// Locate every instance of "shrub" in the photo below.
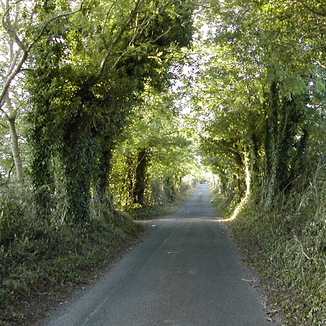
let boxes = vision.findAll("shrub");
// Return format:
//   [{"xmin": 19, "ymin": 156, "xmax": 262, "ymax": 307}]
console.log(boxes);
[
  {"xmin": 0, "ymin": 184, "xmax": 142, "ymax": 324},
  {"xmin": 227, "ymin": 167, "xmax": 326, "ymax": 325}
]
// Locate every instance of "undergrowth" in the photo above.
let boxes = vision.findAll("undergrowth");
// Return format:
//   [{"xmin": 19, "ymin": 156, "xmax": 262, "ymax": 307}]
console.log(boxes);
[
  {"xmin": 0, "ymin": 186, "xmax": 142, "ymax": 326},
  {"xmin": 215, "ymin": 171, "xmax": 326, "ymax": 325},
  {"xmin": 130, "ymin": 186, "xmax": 196, "ymax": 220},
  {"xmin": 0, "ymin": 184, "xmax": 195, "ymax": 325}
]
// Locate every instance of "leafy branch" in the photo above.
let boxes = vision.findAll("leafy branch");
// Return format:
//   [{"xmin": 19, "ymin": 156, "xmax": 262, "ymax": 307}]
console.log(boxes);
[
  {"xmin": 97, "ymin": 0, "xmax": 176, "ymax": 79},
  {"xmin": 0, "ymin": 0, "xmax": 85, "ymax": 108}
]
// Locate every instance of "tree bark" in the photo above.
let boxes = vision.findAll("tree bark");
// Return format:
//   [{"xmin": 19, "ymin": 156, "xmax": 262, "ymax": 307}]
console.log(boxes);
[
  {"xmin": 5, "ymin": 95, "xmax": 24, "ymax": 184},
  {"xmin": 8, "ymin": 116, "xmax": 24, "ymax": 184},
  {"xmin": 93, "ymin": 135, "xmax": 114, "ymax": 204},
  {"xmin": 60, "ymin": 113, "xmax": 94, "ymax": 223},
  {"xmin": 133, "ymin": 149, "xmax": 149, "ymax": 206}
]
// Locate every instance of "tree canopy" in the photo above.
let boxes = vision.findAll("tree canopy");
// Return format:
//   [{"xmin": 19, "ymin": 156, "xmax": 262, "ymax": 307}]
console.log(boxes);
[{"xmin": 0, "ymin": 1, "xmax": 325, "ymax": 324}]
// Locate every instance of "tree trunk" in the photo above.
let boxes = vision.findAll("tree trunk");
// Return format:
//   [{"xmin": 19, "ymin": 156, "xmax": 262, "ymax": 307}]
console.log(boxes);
[
  {"xmin": 250, "ymin": 132, "xmax": 260, "ymax": 191},
  {"xmin": 8, "ymin": 117, "xmax": 24, "ymax": 184},
  {"xmin": 164, "ymin": 176, "xmax": 176, "ymax": 202},
  {"xmin": 133, "ymin": 149, "xmax": 149, "ymax": 206},
  {"xmin": 5, "ymin": 96, "xmax": 24, "ymax": 184},
  {"xmin": 264, "ymin": 82, "xmax": 279, "ymax": 204},
  {"xmin": 29, "ymin": 94, "xmax": 55, "ymax": 220},
  {"xmin": 264, "ymin": 82, "xmax": 306, "ymax": 204},
  {"xmin": 60, "ymin": 114, "xmax": 94, "ymax": 223},
  {"xmin": 93, "ymin": 135, "xmax": 113, "ymax": 204}
]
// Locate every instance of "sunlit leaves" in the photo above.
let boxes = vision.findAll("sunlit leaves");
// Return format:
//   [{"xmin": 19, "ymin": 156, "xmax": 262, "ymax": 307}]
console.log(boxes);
[
  {"xmin": 109, "ymin": 87, "xmax": 197, "ymax": 208},
  {"xmin": 23, "ymin": 0, "xmax": 195, "ymax": 221},
  {"xmin": 193, "ymin": 0, "xmax": 326, "ymax": 204}
]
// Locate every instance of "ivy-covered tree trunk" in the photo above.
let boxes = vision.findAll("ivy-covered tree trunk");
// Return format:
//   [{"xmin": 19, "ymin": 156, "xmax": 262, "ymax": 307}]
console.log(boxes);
[
  {"xmin": 124, "ymin": 153, "xmax": 135, "ymax": 207},
  {"xmin": 28, "ymin": 83, "xmax": 56, "ymax": 220},
  {"xmin": 264, "ymin": 82, "xmax": 280, "ymax": 204},
  {"xmin": 30, "ymin": 122, "xmax": 55, "ymax": 220},
  {"xmin": 164, "ymin": 175, "xmax": 176, "ymax": 202},
  {"xmin": 264, "ymin": 82, "xmax": 308, "ymax": 203},
  {"xmin": 289, "ymin": 128, "xmax": 309, "ymax": 188},
  {"xmin": 133, "ymin": 149, "xmax": 149, "ymax": 206},
  {"xmin": 59, "ymin": 113, "xmax": 94, "ymax": 223},
  {"xmin": 249, "ymin": 132, "xmax": 261, "ymax": 192},
  {"xmin": 276, "ymin": 96, "xmax": 301, "ymax": 193},
  {"xmin": 93, "ymin": 134, "xmax": 114, "ymax": 204}
]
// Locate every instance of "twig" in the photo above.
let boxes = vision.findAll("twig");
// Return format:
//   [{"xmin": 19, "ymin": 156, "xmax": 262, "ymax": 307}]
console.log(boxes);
[{"xmin": 294, "ymin": 235, "xmax": 311, "ymax": 260}]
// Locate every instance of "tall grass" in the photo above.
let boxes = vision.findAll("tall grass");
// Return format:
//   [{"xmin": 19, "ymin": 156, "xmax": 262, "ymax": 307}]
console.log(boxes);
[
  {"xmin": 0, "ymin": 185, "xmax": 141, "ymax": 325},
  {"xmin": 228, "ymin": 166, "xmax": 326, "ymax": 325}
]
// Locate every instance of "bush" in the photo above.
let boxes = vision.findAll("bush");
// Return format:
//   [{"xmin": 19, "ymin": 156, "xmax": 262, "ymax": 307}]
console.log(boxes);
[
  {"xmin": 0, "ymin": 184, "xmax": 142, "ymax": 325},
  {"xmin": 227, "ymin": 167, "xmax": 326, "ymax": 326}
]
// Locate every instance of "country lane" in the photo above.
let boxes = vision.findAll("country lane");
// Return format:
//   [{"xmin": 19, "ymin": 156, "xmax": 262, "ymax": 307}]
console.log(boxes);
[{"xmin": 44, "ymin": 184, "xmax": 276, "ymax": 326}]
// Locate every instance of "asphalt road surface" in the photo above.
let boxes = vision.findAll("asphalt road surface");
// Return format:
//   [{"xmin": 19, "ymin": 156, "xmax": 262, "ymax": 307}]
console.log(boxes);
[{"xmin": 45, "ymin": 184, "xmax": 275, "ymax": 326}]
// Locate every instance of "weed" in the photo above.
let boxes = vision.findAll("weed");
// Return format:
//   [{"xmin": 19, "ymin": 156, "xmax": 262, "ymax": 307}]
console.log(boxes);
[
  {"xmin": 213, "ymin": 167, "xmax": 326, "ymax": 325},
  {"xmin": 0, "ymin": 185, "xmax": 142, "ymax": 325}
]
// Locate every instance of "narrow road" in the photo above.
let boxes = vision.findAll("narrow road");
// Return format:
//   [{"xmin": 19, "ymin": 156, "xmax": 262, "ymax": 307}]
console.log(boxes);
[{"xmin": 45, "ymin": 184, "xmax": 275, "ymax": 326}]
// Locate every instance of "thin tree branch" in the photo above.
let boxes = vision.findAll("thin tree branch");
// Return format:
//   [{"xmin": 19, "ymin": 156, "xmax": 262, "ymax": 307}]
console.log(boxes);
[
  {"xmin": 0, "ymin": 1, "xmax": 85, "ymax": 109},
  {"xmin": 0, "ymin": 106, "xmax": 9, "ymax": 120},
  {"xmin": 1, "ymin": 0, "xmax": 27, "ymax": 50},
  {"xmin": 27, "ymin": 4, "xmax": 85, "ymax": 52},
  {"xmin": 97, "ymin": 0, "xmax": 145, "ymax": 79},
  {"xmin": 98, "ymin": 0, "xmax": 175, "ymax": 79},
  {"xmin": 316, "ymin": 61, "xmax": 326, "ymax": 69},
  {"xmin": 297, "ymin": 1, "xmax": 326, "ymax": 18}
]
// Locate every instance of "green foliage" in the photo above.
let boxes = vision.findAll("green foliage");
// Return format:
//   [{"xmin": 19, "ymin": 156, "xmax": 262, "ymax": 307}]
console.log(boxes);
[
  {"xmin": 195, "ymin": 0, "xmax": 326, "ymax": 203},
  {"xmin": 1, "ymin": 1, "xmax": 325, "ymax": 325},
  {"xmin": 1, "ymin": 3, "xmax": 197, "ymax": 322},
  {"xmin": 229, "ymin": 166, "xmax": 326, "ymax": 325},
  {"xmin": 109, "ymin": 88, "xmax": 199, "ymax": 210},
  {"xmin": 1, "ymin": 0, "xmax": 196, "ymax": 312},
  {"xmin": 196, "ymin": 1, "xmax": 326, "ymax": 324},
  {"xmin": 24, "ymin": 0, "xmax": 195, "ymax": 223},
  {"xmin": 0, "ymin": 184, "xmax": 142, "ymax": 324}
]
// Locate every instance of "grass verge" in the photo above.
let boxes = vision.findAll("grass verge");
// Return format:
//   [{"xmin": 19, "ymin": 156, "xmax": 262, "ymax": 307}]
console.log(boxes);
[
  {"xmin": 213, "ymin": 188, "xmax": 326, "ymax": 326},
  {"xmin": 0, "ymin": 186, "xmax": 196, "ymax": 326},
  {"xmin": 129, "ymin": 186, "xmax": 196, "ymax": 220},
  {"xmin": 0, "ymin": 188, "xmax": 143, "ymax": 326}
]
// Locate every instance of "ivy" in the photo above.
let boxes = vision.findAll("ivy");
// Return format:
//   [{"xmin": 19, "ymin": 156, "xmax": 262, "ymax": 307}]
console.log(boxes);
[{"xmin": 24, "ymin": 0, "xmax": 195, "ymax": 222}]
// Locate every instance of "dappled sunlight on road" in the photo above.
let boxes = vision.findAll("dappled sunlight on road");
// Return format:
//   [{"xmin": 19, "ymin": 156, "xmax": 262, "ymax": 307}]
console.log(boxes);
[{"xmin": 217, "ymin": 216, "xmax": 236, "ymax": 222}]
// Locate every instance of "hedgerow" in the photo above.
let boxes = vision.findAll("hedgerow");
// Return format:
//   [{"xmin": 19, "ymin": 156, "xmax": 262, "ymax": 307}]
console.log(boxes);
[{"xmin": 227, "ymin": 168, "xmax": 326, "ymax": 326}]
